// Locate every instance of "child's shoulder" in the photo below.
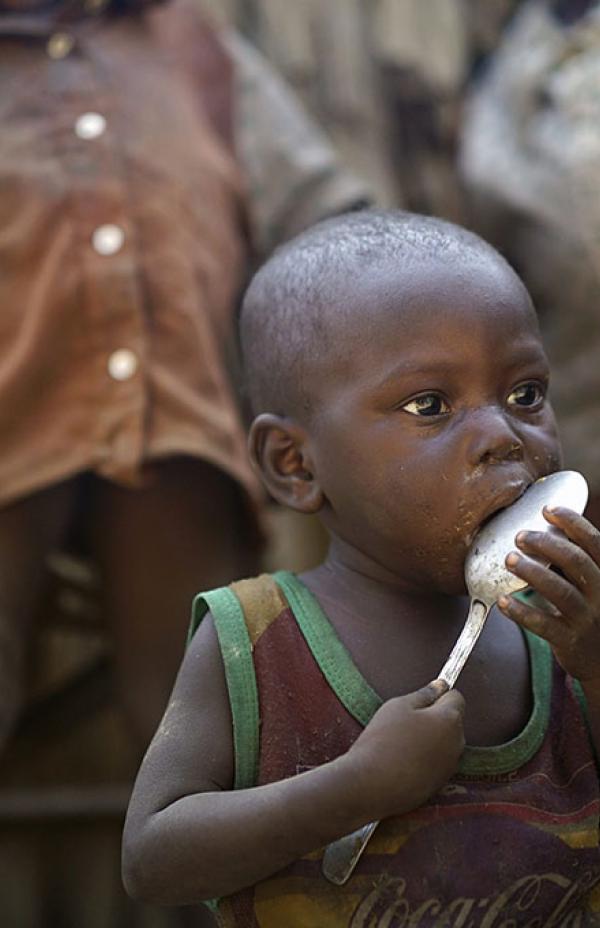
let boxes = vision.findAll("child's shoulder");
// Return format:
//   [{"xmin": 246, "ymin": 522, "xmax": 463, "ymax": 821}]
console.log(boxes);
[{"xmin": 190, "ymin": 571, "xmax": 291, "ymax": 645}]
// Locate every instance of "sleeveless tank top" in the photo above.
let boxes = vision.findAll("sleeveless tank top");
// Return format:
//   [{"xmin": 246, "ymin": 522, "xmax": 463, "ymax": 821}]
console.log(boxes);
[{"xmin": 191, "ymin": 571, "xmax": 600, "ymax": 927}]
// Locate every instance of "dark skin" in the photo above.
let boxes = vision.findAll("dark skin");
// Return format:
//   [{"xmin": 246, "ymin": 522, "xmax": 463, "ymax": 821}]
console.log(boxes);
[{"xmin": 122, "ymin": 251, "xmax": 600, "ymax": 905}]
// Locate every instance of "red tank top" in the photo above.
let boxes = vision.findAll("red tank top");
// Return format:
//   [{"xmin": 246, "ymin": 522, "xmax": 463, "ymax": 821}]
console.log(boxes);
[{"xmin": 191, "ymin": 572, "xmax": 600, "ymax": 927}]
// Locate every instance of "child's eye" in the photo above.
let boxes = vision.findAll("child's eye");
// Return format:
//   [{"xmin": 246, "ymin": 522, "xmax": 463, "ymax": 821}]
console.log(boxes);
[
  {"xmin": 402, "ymin": 394, "xmax": 450, "ymax": 417},
  {"xmin": 506, "ymin": 382, "xmax": 546, "ymax": 409}
]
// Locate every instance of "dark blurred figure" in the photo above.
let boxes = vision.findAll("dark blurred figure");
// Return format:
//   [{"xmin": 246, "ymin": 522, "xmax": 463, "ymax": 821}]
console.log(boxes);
[
  {"xmin": 0, "ymin": 0, "xmax": 368, "ymax": 754},
  {"xmin": 461, "ymin": 0, "xmax": 600, "ymax": 525}
]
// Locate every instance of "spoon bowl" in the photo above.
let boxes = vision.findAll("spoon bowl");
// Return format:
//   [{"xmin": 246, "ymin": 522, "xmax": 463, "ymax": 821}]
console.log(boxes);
[
  {"xmin": 439, "ymin": 469, "xmax": 588, "ymax": 687},
  {"xmin": 465, "ymin": 470, "xmax": 589, "ymax": 605}
]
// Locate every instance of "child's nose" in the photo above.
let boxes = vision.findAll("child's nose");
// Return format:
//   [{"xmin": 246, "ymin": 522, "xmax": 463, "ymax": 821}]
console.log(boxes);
[{"xmin": 465, "ymin": 406, "xmax": 524, "ymax": 466}]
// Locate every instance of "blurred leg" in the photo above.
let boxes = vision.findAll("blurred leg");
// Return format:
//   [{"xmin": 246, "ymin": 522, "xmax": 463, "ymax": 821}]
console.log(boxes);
[
  {"xmin": 0, "ymin": 480, "xmax": 80, "ymax": 749},
  {"xmin": 89, "ymin": 456, "xmax": 261, "ymax": 750}
]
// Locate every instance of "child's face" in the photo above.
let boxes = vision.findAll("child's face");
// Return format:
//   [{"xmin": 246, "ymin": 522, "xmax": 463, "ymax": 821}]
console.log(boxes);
[{"xmin": 305, "ymin": 254, "xmax": 562, "ymax": 594}]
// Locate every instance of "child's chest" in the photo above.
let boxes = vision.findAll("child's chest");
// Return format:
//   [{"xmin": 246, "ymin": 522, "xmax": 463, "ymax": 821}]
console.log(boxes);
[{"xmin": 238, "ymin": 608, "xmax": 600, "ymax": 928}]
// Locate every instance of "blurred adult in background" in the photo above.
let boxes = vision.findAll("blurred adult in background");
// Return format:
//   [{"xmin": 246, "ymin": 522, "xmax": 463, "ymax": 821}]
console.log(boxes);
[
  {"xmin": 0, "ymin": 0, "xmax": 368, "ymax": 754},
  {"xmin": 202, "ymin": 0, "xmax": 521, "ymax": 222},
  {"xmin": 460, "ymin": 0, "xmax": 600, "ymax": 527}
]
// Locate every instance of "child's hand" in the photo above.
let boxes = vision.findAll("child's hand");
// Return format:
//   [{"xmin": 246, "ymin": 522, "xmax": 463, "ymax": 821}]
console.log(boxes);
[
  {"xmin": 498, "ymin": 507, "xmax": 600, "ymax": 685},
  {"xmin": 345, "ymin": 681, "xmax": 465, "ymax": 821}
]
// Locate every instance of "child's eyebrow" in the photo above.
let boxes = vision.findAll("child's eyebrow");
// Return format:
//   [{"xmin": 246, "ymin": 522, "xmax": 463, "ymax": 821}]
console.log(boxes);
[
  {"xmin": 373, "ymin": 347, "xmax": 549, "ymax": 390},
  {"xmin": 373, "ymin": 358, "xmax": 466, "ymax": 386}
]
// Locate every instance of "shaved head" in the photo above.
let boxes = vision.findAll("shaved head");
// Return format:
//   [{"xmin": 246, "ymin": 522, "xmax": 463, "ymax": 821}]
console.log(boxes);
[{"xmin": 239, "ymin": 209, "xmax": 525, "ymax": 419}]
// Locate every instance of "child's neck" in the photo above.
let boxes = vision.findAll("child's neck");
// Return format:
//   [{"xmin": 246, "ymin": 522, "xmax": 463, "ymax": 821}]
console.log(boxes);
[
  {"xmin": 304, "ymin": 538, "xmax": 469, "ymax": 632},
  {"xmin": 301, "ymin": 547, "xmax": 471, "ymax": 683},
  {"xmin": 300, "ymin": 547, "xmax": 532, "ymax": 747}
]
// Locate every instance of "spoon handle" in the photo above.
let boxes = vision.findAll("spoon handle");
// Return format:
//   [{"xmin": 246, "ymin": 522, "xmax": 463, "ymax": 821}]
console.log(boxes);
[
  {"xmin": 321, "ymin": 820, "xmax": 379, "ymax": 885},
  {"xmin": 322, "ymin": 598, "xmax": 491, "ymax": 885},
  {"xmin": 438, "ymin": 599, "xmax": 490, "ymax": 688}
]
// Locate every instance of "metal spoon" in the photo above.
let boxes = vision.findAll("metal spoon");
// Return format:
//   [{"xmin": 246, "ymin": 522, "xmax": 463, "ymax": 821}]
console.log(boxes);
[
  {"xmin": 322, "ymin": 470, "xmax": 589, "ymax": 885},
  {"xmin": 439, "ymin": 469, "xmax": 588, "ymax": 686}
]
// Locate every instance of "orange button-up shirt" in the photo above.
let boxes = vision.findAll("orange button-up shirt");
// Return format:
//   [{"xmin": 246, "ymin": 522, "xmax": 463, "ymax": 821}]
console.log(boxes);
[{"xmin": 0, "ymin": 0, "xmax": 368, "ymax": 508}]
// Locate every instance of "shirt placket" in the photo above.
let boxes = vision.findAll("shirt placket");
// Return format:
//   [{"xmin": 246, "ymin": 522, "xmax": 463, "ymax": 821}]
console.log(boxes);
[{"xmin": 45, "ymin": 25, "xmax": 148, "ymax": 482}]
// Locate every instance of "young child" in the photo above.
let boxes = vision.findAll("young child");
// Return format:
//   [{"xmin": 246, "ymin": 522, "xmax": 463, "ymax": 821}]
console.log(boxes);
[{"xmin": 122, "ymin": 210, "xmax": 600, "ymax": 926}]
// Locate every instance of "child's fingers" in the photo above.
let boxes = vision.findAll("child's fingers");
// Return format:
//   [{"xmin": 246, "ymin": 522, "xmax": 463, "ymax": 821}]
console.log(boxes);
[
  {"xmin": 497, "ymin": 593, "xmax": 568, "ymax": 649},
  {"xmin": 543, "ymin": 506, "xmax": 600, "ymax": 563},
  {"xmin": 410, "ymin": 680, "xmax": 449, "ymax": 709},
  {"xmin": 512, "ymin": 529, "xmax": 600, "ymax": 600},
  {"xmin": 505, "ymin": 551, "xmax": 588, "ymax": 623},
  {"xmin": 433, "ymin": 689, "xmax": 466, "ymax": 715}
]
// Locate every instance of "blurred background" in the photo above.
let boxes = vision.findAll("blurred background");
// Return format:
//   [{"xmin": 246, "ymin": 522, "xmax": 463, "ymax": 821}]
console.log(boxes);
[{"xmin": 2, "ymin": 0, "xmax": 599, "ymax": 924}]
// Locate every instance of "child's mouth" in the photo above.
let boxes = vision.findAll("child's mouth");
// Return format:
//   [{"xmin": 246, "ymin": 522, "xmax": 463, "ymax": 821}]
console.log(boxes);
[
  {"xmin": 481, "ymin": 483, "xmax": 530, "ymax": 526},
  {"xmin": 464, "ymin": 479, "xmax": 532, "ymax": 547}
]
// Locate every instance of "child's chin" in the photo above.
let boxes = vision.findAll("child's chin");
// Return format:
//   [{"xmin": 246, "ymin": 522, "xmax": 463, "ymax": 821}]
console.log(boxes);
[
  {"xmin": 426, "ymin": 570, "xmax": 468, "ymax": 598},
  {"xmin": 436, "ymin": 559, "xmax": 471, "ymax": 597},
  {"xmin": 445, "ymin": 580, "xmax": 470, "ymax": 598}
]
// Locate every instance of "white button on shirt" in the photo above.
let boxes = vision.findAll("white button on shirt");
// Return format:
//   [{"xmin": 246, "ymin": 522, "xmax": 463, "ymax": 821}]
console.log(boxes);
[
  {"xmin": 92, "ymin": 224, "xmax": 124, "ymax": 256},
  {"xmin": 47, "ymin": 32, "xmax": 74, "ymax": 59},
  {"xmin": 108, "ymin": 349, "xmax": 138, "ymax": 381},
  {"xmin": 75, "ymin": 113, "xmax": 107, "ymax": 140}
]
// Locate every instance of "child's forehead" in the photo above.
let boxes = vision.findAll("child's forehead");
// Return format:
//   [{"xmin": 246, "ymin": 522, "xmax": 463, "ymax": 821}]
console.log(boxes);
[
  {"xmin": 324, "ymin": 249, "xmax": 536, "ymax": 340},
  {"xmin": 240, "ymin": 210, "xmax": 540, "ymax": 417},
  {"xmin": 306, "ymin": 257, "xmax": 547, "ymax": 411}
]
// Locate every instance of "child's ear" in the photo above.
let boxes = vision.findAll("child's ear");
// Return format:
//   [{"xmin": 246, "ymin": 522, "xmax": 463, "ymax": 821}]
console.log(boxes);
[{"xmin": 248, "ymin": 414, "xmax": 323, "ymax": 514}]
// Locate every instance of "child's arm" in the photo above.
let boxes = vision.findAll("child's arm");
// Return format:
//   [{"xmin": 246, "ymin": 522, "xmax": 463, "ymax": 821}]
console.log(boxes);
[
  {"xmin": 122, "ymin": 612, "xmax": 465, "ymax": 905},
  {"xmin": 498, "ymin": 507, "xmax": 600, "ymax": 754}
]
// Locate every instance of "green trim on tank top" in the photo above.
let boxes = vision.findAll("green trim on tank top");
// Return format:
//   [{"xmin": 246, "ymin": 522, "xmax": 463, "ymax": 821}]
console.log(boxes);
[
  {"xmin": 191, "ymin": 587, "xmax": 260, "ymax": 791},
  {"xmin": 274, "ymin": 571, "xmax": 552, "ymax": 777},
  {"xmin": 572, "ymin": 677, "xmax": 599, "ymax": 769}
]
